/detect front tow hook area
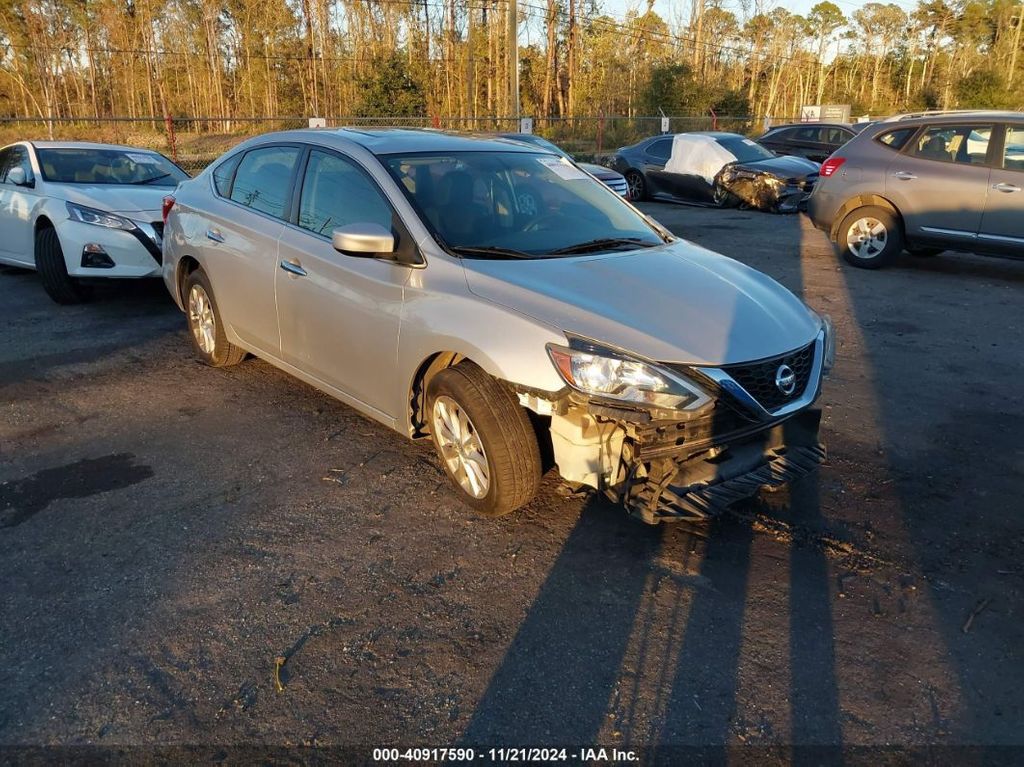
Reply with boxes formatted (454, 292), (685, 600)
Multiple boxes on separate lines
(621, 409), (825, 525)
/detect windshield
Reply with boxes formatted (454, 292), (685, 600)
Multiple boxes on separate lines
(37, 148), (189, 186)
(383, 151), (665, 258)
(715, 137), (775, 163)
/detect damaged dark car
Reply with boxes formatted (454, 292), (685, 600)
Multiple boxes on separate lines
(607, 131), (820, 213)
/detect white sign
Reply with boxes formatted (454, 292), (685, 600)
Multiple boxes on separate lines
(519, 117), (534, 134)
(801, 104), (851, 123)
(537, 156), (589, 181)
(661, 116), (670, 133)
(308, 117), (327, 128)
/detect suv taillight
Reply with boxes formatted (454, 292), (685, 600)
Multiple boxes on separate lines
(820, 157), (846, 177)
(161, 195), (175, 225)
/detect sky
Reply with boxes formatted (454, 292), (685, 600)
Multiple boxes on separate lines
(601, 0), (921, 22)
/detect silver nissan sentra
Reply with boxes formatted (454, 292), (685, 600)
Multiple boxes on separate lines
(161, 129), (834, 524)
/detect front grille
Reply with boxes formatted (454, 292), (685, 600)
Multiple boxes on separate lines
(604, 177), (629, 196)
(721, 342), (815, 412)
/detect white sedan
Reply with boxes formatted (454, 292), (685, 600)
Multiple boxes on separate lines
(0, 141), (189, 303)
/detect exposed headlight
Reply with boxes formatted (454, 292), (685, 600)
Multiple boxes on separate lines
(66, 202), (138, 231)
(547, 343), (711, 411)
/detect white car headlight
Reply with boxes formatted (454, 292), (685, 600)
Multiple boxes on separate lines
(66, 202), (138, 231)
(547, 343), (711, 411)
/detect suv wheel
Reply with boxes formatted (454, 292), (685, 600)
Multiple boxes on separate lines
(35, 227), (91, 304)
(426, 361), (542, 516)
(836, 206), (903, 269)
(625, 171), (647, 201)
(184, 268), (246, 367)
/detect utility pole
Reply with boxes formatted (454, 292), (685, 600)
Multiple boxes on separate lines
(507, 0), (519, 118)
(467, 3), (475, 126)
(1010, 2), (1023, 86)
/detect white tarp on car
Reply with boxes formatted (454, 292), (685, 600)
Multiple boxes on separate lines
(664, 133), (737, 184)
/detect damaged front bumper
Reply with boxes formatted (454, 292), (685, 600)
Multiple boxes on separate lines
(715, 166), (815, 214)
(516, 334), (828, 525)
(617, 408), (825, 524)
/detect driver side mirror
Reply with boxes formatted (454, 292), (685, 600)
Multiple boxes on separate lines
(332, 223), (395, 257)
(7, 167), (32, 187)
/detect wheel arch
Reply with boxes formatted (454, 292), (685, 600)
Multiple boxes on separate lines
(829, 193), (904, 242)
(174, 255), (202, 307)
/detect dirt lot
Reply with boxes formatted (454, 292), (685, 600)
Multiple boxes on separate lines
(1, 205), (1022, 756)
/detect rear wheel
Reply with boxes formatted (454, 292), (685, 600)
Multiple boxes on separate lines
(836, 206), (903, 269)
(35, 227), (90, 304)
(625, 171), (647, 201)
(184, 268), (246, 367)
(426, 362), (542, 516)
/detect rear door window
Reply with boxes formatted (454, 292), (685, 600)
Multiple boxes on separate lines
(648, 139), (672, 160)
(908, 125), (992, 165)
(229, 146), (302, 218)
(1002, 126), (1024, 171)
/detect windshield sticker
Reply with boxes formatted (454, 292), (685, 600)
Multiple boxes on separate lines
(537, 156), (589, 181)
(126, 152), (160, 165)
(742, 139), (758, 147)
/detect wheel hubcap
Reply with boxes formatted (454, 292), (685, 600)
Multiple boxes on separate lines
(431, 395), (490, 500)
(188, 284), (217, 355)
(846, 217), (887, 259)
(627, 174), (643, 197)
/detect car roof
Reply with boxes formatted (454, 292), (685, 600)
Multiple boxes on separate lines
(763, 122), (854, 131)
(28, 140), (165, 153)
(249, 127), (547, 155)
(881, 111), (1024, 126)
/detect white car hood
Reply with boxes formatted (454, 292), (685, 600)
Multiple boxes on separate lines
(462, 240), (821, 366)
(54, 184), (169, 218)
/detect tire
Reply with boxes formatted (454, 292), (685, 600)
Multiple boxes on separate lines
(426, 361), (542, 516)
(183, 267), (246, 367)
(625, 170), (647, 201)
(713, 184), (740, 208)
(835, 205), (903, 269)
(907, 246), (943, 258)
(35, 227), (90, 304)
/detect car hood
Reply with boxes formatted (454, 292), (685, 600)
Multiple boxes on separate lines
(579, 162), (622, 181)
(52, 184), (170, 217)
(462, 240), (821, 365)
(734, 154), (820, 180)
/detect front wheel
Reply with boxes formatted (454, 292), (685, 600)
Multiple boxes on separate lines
(713, 184), (740, 208)
(836, 206), (903, 269)
(184, 268), (246, 367)
(625, 171), (647, 201)
(427, 362), (542, 516)
(35, 228), (91, 304)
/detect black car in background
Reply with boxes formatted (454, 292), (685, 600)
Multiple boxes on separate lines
(606, 132), (820, 212)
(495, 133), (629, 197)
(757, 122), (868, 163)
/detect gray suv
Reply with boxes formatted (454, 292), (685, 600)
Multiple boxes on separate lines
(807, 111), (1024, 268)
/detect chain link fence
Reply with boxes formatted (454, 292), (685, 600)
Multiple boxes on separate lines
(0, 114), (766, 175)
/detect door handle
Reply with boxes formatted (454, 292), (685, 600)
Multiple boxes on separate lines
(993, 182), (1022, 193)
(891, 171), (917, 180)
(279, 259), (307, 277)
(206, 228), (224, 243)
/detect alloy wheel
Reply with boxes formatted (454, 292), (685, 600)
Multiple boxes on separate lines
(431, 395), (490, 500)
(188, 284), (217, 355)
(846, 216), (888, 259)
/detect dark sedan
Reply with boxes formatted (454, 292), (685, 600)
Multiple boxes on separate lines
(606, 132), (820, 213)
(757, 122), (868, 163)
(495, 133), (630, 197)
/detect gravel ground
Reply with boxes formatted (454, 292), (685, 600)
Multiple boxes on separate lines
(1, 205), (1022, 755)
